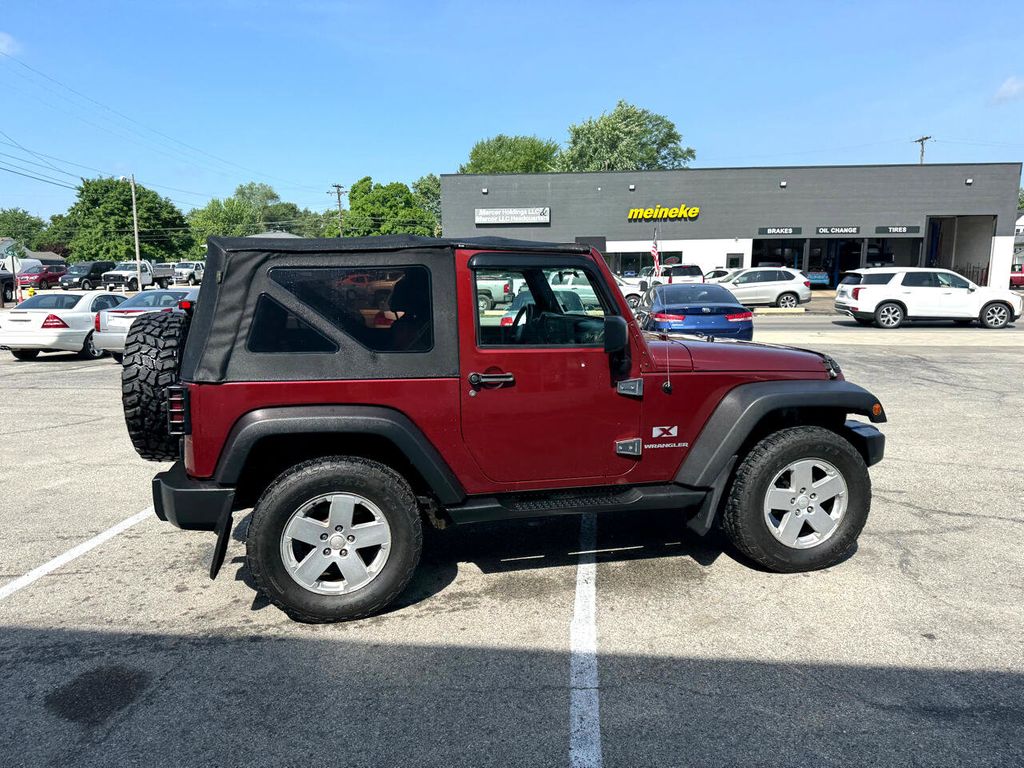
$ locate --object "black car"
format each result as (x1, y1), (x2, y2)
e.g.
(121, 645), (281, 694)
(59, 261), (116, 291)
(1, 269), (14, 304)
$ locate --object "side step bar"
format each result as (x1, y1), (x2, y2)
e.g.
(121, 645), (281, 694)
(445, 483), (707, 525)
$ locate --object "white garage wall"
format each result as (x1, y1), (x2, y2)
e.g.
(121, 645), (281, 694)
(606, 239), (753, 273)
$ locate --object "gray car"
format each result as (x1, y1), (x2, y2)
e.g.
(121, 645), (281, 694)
(94, 288), (198, 361)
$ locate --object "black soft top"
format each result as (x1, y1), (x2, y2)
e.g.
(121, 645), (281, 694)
(180, 236), (592, 384)
(208, 235), (591, 255)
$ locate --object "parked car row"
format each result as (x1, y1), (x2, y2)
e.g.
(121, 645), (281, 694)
(0, 288), (198, 362)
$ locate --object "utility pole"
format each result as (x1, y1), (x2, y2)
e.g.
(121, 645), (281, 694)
(123, 175), (143, 292)
(913, 136), (932, 165)
(329, 184), (347, 237)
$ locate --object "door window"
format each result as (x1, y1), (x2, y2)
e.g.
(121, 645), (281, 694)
(936, 272), (969, 289)
(901, 271), (940, 288)
(477, 267), (609, 347)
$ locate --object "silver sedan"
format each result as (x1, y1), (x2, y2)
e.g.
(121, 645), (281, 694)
(94, 288), (198, 361)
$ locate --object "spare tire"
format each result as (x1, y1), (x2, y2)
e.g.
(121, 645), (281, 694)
(122, 311), (189, 461)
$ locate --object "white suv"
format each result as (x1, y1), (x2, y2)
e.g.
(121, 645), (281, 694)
(835, 268), (1023, 329)
(720, 267), (812, 308)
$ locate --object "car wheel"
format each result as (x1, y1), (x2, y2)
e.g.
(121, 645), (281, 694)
(979, 302), (1011, 329)
(3, 285), (12, 302)
(39, 281), (49, 290)
(128, 279), (139, 292)
(11, 349), (40, 361)
(61, 284), (68, 291)
(626, 294), (641, 309)
(874, 302), (904, 329)
(721, 426), (870, 572)
(111, 352), (124, 364)
(776, 292), (799, 308)
(81, 280), (92, 291)
(188, 276), (197, 286)
(78, 331), (105, 360)
(122, 311), (190, 461)
(247, 457), (423, 623)
(477, 294), (493, 312)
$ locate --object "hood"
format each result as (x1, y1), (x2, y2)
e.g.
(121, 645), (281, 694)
(643, 332), (831, 375)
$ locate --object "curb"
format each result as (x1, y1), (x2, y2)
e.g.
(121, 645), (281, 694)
(753, 307), (806, 315)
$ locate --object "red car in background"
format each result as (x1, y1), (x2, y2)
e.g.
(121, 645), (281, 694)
(1011, 263), (1023, 289)
(18, 264), (67, 290)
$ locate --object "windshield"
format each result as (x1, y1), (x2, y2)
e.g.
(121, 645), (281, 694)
(20, 265), (42, 274)
(67, 264), (90, 274)
(176, 263), (194, 269)
(655, 284), (737, 305)
(118, 290), (189, 308)
(718, 270), (745, 283)
(16, 293), (83, 310)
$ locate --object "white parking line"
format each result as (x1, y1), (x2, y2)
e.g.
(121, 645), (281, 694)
(569, 513), (602, 768)
(0, 508), (152, 602)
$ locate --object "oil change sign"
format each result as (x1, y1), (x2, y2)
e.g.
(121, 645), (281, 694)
(816, 226), (860, 235)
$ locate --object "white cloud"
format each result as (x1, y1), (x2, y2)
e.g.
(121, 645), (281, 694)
(0, 32), (20, 56)
(994, 76), (1024, 104)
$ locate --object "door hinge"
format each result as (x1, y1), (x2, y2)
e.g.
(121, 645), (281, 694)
(615, 438), (642, 457)
(616, 378), (643, 398)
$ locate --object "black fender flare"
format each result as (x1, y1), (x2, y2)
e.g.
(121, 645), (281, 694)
(214, 405), (466, 505)
(676, 379), (886, 489)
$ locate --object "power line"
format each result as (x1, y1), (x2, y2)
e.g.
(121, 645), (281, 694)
(0, 162), (78, 190)
(913, 136), (932, 164)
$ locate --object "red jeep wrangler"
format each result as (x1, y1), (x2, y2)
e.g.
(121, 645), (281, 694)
(123, 236), (886, 623)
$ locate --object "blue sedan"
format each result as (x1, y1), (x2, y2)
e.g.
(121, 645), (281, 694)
(636, 283), (754, 340)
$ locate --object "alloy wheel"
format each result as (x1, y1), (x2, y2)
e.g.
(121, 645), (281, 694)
(984, 304), (1009, 328)
(778, 293), (798, 308)
(762, 458), (848, 549)
(279, 492), (392, 595)
(877, 305), (902, 327)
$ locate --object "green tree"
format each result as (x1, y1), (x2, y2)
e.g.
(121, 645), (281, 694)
(412, 173), (442, 235)
(33, 213), (76, 258)
(459, 135), (559, 174)
(0, 208), (46, 255)
(65, 178), (192, 263)
(233, 182), (280, 213)
(187, 197), (262, 245)
(342, 176), (436, 237)
(555, 100), (696, 172)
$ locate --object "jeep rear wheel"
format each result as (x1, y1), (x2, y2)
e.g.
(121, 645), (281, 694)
(247, 457), (422, 623)
(721, 426), (870, 572)
(122, 311), (189, 461)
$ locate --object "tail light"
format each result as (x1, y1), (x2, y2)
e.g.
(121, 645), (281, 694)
(166, 385), (190, 435)
(42, 314), (69, 329)
(94, 313), (101, 332)
(503, 283), (511, 295)
(852, 287), (864, 300)
(653, 312), (686, 321)
(803, 280), (811, 288)
(500, 317), (514, 326)
(726, 311), (753, 322)
(177, 299), (194, 312)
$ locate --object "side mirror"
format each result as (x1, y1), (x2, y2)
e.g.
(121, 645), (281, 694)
(604, 315), (628, 354)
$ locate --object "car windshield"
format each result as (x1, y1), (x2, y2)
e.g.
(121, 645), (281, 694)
(113, 262), (135, 270)
(718, 270), (745, 283)
(16, 293), (83, 310)
(67, 264), (90, 274)
(20, 265), (42, 274)
(119, 290), (189, 308)
(175, 263), (194, 269)
(655, 284), (736, 305)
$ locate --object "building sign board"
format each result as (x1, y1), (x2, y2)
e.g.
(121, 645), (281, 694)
(475, 207), (550, 225)
(816, 226), (860, 235)
(756, 227), (802, 235)
(627, 204), (700, 222)
(874, 225), (921, 235)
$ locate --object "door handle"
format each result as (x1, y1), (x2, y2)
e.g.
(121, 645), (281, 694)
(468, 372), (515, 388)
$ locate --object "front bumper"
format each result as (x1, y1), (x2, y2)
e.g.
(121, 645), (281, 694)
(842, 419), (885, 467)
(93, 330), (127, 353)
(0, 329), (88, 351)
(152, 461), (235, 531)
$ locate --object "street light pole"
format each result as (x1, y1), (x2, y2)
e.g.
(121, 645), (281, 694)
(128, 174), (142, 292)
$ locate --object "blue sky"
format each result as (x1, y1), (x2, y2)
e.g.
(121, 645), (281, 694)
(1, 0), (1021, 218)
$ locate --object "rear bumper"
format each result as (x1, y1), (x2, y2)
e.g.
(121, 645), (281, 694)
(0, 329), (88, 351)
(842, 419), (885, 467)
(152, 461), (234, 531)
(93, 330), (127, 352)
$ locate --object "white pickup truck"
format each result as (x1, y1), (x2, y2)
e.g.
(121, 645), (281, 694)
(102, 260), (175, 291)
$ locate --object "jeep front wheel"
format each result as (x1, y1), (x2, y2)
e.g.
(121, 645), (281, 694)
(247, 457), (422, 623)
(721, 426), (870, 573)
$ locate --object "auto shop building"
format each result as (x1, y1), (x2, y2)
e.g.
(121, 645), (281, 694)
(440, 162), (1021, 288)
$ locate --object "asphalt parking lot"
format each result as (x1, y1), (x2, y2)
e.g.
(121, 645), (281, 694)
(2, 315), (1023, 767)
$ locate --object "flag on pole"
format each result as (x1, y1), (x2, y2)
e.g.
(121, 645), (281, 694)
(651, 227), (661, 277)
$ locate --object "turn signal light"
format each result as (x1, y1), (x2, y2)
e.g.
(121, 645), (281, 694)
(41, 314), (68, 329)
(653, 312), (686, 321)
(726, 311), (753, 322)
(872, 403), (883, 418)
